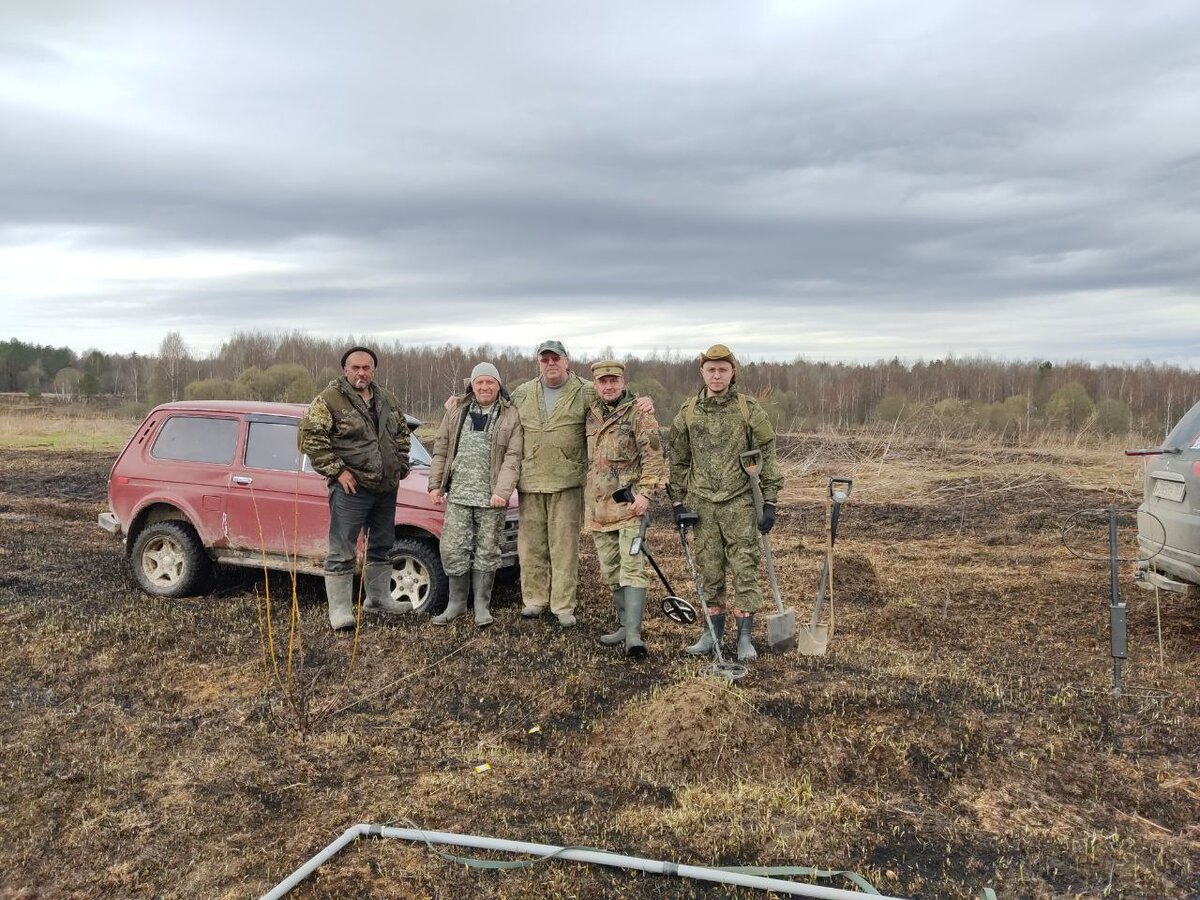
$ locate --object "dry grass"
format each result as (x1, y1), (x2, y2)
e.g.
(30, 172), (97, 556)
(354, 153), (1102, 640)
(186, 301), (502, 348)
(0, 429), (1197, 899)
(0, 411), (139, 451)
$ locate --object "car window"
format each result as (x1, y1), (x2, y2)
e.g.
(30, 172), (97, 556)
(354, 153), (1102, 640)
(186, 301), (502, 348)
(245, 421), (306, 471)
(409, 433), (432, 467)
(150, 416), (239, 464)
(1164, 400), (1200, 452)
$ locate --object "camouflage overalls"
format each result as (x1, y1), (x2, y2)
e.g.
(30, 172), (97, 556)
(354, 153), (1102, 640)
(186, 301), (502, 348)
(668, 387), (783, 612)
(439, 402), (507, 576)
(585, 390), (667, 590)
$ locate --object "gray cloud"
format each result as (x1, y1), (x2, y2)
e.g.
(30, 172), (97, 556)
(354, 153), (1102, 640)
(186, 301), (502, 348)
(2, 1), (1199, 365)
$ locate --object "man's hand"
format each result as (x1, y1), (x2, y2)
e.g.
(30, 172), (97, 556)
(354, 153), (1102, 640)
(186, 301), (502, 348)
(489, 494), (508, 508)
(429, 488), (445, 507)
(758, 502), (776, 534)
(444, 394), (459, 412)
(629, 493), (650, 516)
(634, 395), (655, 415)
(337, 470), (358, 494)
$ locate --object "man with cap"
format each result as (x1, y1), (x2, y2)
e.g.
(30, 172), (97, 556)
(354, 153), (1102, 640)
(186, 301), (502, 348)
(668, 344), (783, 661)
(585, 359), (667, 658)
(507, 340), (653, 627)
(299, 346), (413, 630)
(427, 362), (523, 626)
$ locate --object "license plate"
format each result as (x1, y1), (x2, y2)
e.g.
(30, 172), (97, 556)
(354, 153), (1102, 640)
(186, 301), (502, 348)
(1153, 479), (1186, 502)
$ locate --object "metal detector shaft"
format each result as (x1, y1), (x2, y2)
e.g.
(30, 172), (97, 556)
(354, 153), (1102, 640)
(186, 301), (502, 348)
(642, 544), (678, 597)
(678, 522), (730, 667)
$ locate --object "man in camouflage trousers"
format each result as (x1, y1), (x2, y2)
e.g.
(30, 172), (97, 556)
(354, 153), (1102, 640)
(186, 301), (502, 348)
(427, 362), (523, 627)
(585, 360), (666, 658)
(668, 344), (783, 661)
(299, 347), (413, 630)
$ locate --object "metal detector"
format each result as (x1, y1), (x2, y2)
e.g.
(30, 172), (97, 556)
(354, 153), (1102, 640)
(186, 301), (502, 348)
(676, 510), (747, 681)
(612, 488), (697, 625)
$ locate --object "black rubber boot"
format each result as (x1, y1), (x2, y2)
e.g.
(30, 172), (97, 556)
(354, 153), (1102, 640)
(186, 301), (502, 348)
(623, 587), (648, 659)
(472, 569), (496, 627)
(736, 614), (758, 661)
(598, 587), (625, 646)
(433, 572), (470, 625)
(685, 613), (725, 656)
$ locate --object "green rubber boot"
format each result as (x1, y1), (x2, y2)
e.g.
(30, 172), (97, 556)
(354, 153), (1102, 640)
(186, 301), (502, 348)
(598, 588), (626, 646)
(362, 561), (413, 615)
(623, 587), (648, 659)
(433, 572), (470, 625)
(736, 615), (758, 661)
(324, 573), (356, 631)
(685, 612), (725, 656)
(472, 569), (496, 627)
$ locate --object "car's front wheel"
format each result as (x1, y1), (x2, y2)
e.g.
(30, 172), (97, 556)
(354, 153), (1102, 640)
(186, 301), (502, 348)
(388, 537), (448, 615)
(130, 521), (213, 598)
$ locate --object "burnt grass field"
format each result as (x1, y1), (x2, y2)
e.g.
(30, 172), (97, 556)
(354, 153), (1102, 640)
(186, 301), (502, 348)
(1, 435), (1197, 899)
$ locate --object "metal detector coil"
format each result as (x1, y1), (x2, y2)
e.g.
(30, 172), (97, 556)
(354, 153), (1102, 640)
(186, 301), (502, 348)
(661, 596), (697, 624)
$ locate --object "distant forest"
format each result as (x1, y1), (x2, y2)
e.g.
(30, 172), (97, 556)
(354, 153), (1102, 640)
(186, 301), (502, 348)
(4, 332), (1200, 439)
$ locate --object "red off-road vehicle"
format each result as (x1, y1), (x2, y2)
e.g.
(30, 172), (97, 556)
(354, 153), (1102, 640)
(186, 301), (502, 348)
(98, 401), (518, 613)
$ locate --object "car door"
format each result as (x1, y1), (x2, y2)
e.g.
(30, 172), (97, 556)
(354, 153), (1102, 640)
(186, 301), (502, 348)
(222, 414), (329, 565)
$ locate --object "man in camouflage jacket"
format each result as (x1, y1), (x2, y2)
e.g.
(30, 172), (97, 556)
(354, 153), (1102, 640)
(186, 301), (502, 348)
(298, 346), (412, 630)
(668, 344), (783, 661)
(584, 360), (666, 658)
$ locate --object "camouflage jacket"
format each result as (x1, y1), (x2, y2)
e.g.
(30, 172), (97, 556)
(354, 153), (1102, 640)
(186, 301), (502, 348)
(510, 372), (596, 492)
(428, 394), (523, 502)
(668, 386), (783, 505)
(585, 390), (667, 531)
(298, 377), (411, 492)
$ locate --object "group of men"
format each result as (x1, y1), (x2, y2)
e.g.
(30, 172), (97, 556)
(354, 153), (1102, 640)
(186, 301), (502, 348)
(298, 339), (783, 663)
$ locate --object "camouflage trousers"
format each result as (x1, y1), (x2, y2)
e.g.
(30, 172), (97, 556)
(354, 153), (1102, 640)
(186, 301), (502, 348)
(439, 502), (506, 576)
(518, 487), (583, 616)
(691, 492), (764, 613)
(591, 523), (650, 590)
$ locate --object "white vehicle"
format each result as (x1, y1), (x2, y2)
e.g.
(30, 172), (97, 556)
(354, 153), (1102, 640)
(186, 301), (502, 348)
(1133, 399), (1200, 594)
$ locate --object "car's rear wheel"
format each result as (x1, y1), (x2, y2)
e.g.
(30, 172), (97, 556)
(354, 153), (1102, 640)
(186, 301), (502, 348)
(388, 537), (447, 615)
(130, 521), (212, 598)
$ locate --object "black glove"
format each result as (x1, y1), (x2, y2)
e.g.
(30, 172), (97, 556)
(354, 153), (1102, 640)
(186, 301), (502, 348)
(612, 487), (635, 504)
(758, 502), (776, 534)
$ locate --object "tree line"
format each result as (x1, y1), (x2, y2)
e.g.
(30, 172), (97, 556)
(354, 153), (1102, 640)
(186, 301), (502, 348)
(4, 332), (1199, 439)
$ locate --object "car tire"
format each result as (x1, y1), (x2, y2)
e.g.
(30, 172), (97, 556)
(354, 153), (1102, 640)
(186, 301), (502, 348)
(130, 521), (213, 598)
(388, 537), (448, 616)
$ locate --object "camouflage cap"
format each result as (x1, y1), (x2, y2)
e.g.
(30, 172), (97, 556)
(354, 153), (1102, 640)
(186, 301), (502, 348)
(699, 344), (738, 367)
(591, 359), (625, 378)
(536, 339), (568, 357)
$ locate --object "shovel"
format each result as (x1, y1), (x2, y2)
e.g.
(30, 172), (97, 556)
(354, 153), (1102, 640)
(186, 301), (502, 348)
(797, 477), (853, 656)
(739, 450), (795, 653)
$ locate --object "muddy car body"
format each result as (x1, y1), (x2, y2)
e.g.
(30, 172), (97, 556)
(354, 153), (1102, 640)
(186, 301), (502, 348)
(98, 400), (518, 613)
(1134, 398), (1200, 595)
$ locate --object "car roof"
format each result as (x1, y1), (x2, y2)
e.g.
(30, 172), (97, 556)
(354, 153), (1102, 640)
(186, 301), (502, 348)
(151, 400), (309, 417)
(149, 400), (423, 428)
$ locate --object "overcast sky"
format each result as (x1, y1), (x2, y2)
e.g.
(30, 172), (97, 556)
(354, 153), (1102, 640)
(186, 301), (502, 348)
(2, 1), (1198, 366)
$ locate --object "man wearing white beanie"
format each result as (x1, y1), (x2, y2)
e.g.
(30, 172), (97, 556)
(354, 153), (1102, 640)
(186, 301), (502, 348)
(427, 362), (523, 626)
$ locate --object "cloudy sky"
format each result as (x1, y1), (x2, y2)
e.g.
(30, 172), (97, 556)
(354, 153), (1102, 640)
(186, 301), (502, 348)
(2, 1), (1199, 365)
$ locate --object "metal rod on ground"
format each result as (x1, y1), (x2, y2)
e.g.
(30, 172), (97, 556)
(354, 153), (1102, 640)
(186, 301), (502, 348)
(1108, 506), (1127, 698)
(261, 824), (912, 900)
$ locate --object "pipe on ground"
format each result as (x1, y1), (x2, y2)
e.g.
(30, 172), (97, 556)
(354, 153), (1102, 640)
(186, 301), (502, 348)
(261, 823), (909, 900)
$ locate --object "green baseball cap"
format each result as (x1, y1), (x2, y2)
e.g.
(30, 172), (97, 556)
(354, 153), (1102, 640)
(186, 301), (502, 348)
(536, 339), (568, 357)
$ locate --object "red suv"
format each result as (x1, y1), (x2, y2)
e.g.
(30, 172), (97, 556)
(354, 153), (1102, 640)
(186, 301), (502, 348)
(98, 401), (518, 613)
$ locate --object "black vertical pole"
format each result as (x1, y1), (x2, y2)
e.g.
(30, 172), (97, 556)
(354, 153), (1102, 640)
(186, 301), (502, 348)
(1108, 507), (1127, 697)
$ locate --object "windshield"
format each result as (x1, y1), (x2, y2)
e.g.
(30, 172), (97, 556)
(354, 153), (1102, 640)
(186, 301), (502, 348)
(409, 433), (432, 467)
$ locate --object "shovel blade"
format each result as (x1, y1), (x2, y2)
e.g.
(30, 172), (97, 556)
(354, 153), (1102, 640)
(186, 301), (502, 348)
(765, 608), (797, 653)
(796, 623), (829, 657)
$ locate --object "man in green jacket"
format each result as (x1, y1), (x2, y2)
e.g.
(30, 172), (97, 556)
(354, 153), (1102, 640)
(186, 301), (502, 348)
(668, 344), (783, 661)
(585, 360), (666, 658)
(298, 347), (412, 631)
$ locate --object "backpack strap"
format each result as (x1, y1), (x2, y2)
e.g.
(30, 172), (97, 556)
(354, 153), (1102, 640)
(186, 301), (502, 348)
(683, 392), (754, 448)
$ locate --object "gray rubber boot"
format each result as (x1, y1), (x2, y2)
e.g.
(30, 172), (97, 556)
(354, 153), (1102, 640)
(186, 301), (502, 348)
(472, 569), (496, 627)
(433, 573), (470, 625)
(598, 588), (626, 646)
(325, 573), (357, 631)
(685, 612), (725, 656)
(362, 561), (413, 615)
(736, 615), (758, 661)
(623, 587), (648, 659)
